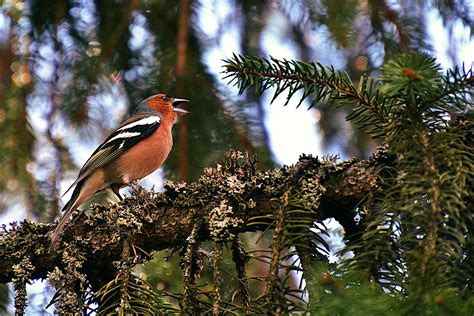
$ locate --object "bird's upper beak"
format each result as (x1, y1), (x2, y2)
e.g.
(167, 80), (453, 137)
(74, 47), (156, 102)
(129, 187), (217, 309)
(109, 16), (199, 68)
(172, 98), (190, 115)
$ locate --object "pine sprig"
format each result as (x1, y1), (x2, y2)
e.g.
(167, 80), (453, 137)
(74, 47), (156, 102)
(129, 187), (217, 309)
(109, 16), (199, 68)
(428, 65), (474, 113)
(223, 54), (390, 135)
(92, 241), (176, 315)
(94, 272), (175, 315)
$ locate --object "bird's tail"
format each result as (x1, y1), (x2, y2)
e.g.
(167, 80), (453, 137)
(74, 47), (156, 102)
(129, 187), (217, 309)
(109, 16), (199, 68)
(50, 183), (82, 248)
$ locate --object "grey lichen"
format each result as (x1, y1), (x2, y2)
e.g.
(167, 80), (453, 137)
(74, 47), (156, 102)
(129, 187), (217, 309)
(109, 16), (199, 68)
(47, 244), (87, 314)
(208, 200), (243, 241)
(12, 257), (34, 316)
(297, 156), (328, 211)
(265, 193), (287, 306)
(212, 241), (223, 316)
(181, 220), (202, 311)
(83, 186), (149, 252)
(231, 237), (251, 314)
(3, 221), (47, 315)
(118, 242), (133, 314)
(47, 267), (81, 314)
(246, 198), (256, 209)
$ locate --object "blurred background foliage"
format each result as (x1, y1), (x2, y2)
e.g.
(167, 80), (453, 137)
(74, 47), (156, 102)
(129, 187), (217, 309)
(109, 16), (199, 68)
(0, 0), (472, 313)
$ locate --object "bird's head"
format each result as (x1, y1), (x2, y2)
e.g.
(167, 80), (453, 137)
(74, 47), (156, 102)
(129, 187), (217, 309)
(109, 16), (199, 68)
(137, 94), (189, 120)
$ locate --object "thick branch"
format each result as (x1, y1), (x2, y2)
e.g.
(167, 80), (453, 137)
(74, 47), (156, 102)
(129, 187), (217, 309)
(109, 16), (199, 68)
(0, 150), (391, 286)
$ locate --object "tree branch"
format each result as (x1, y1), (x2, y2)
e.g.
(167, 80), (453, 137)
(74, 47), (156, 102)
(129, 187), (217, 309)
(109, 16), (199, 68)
(224, 56), (383, 118)
(0, 150), (391, 287)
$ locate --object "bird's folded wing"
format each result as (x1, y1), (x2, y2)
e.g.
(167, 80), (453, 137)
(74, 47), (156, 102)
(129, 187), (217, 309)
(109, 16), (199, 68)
(62, 115), (161, 197)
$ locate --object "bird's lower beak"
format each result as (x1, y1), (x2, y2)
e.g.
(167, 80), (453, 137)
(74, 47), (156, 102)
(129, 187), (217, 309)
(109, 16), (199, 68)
(173, 107), (190, 115)
(172, 98), (190, 115)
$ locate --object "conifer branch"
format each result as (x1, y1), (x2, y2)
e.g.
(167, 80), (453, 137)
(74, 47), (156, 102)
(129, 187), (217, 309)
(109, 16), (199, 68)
(223, 54), (387, 118)
(426, 66), (473, 111)
(223, 54), (392, 136)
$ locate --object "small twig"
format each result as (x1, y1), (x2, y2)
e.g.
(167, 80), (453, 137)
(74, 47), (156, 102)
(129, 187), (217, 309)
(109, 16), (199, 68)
(212, 241), (223, 316)
(181, 218), (202, 312)
(231, 237), (251, 314)
(264, 192), (290, 316)
(12, 257), (34, 316)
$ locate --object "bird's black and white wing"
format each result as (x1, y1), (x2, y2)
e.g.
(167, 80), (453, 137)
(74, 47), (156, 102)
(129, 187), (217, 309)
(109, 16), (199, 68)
(62, 115), (161, 196)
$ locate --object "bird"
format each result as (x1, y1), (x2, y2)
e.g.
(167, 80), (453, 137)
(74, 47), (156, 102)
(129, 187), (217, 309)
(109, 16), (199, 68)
(50, 93), (189, 247)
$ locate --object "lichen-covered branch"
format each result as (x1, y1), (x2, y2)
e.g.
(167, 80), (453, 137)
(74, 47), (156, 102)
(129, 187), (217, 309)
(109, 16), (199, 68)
(231, 237), (251, 314)
(0, 150), (391, 286)
(181, 219), (202, 311)
(212, 241), (223, 316)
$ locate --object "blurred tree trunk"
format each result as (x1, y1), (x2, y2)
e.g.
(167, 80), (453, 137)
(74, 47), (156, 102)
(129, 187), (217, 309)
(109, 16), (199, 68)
(240, 0), (274, 168)
(176, 0), (191, 182)
(0, 30), (13, 97)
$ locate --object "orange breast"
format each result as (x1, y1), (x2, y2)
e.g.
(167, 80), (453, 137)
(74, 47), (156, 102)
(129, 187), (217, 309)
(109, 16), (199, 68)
(115, 122), (173, 182)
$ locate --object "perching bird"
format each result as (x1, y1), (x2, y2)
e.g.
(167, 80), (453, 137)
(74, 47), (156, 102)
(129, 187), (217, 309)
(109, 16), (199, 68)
(50, 93), (189, 247)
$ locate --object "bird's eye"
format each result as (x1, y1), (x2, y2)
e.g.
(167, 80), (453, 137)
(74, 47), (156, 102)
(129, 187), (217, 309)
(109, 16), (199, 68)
(161, 95), (170, 101)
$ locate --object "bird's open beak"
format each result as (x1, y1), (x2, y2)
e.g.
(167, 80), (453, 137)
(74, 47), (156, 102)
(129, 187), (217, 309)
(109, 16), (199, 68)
(173, 108), (189, 115)
(172, 98), (190, 115)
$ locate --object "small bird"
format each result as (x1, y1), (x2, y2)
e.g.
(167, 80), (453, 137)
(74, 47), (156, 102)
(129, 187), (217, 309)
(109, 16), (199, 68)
(50, 93), (189, 246)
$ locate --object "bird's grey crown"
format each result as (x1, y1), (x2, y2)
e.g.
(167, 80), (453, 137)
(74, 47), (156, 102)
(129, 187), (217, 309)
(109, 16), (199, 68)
(133, 94), (161, 116)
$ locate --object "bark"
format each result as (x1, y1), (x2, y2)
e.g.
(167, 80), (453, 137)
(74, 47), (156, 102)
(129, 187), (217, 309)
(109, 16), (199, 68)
(0, 149), (391, 288)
